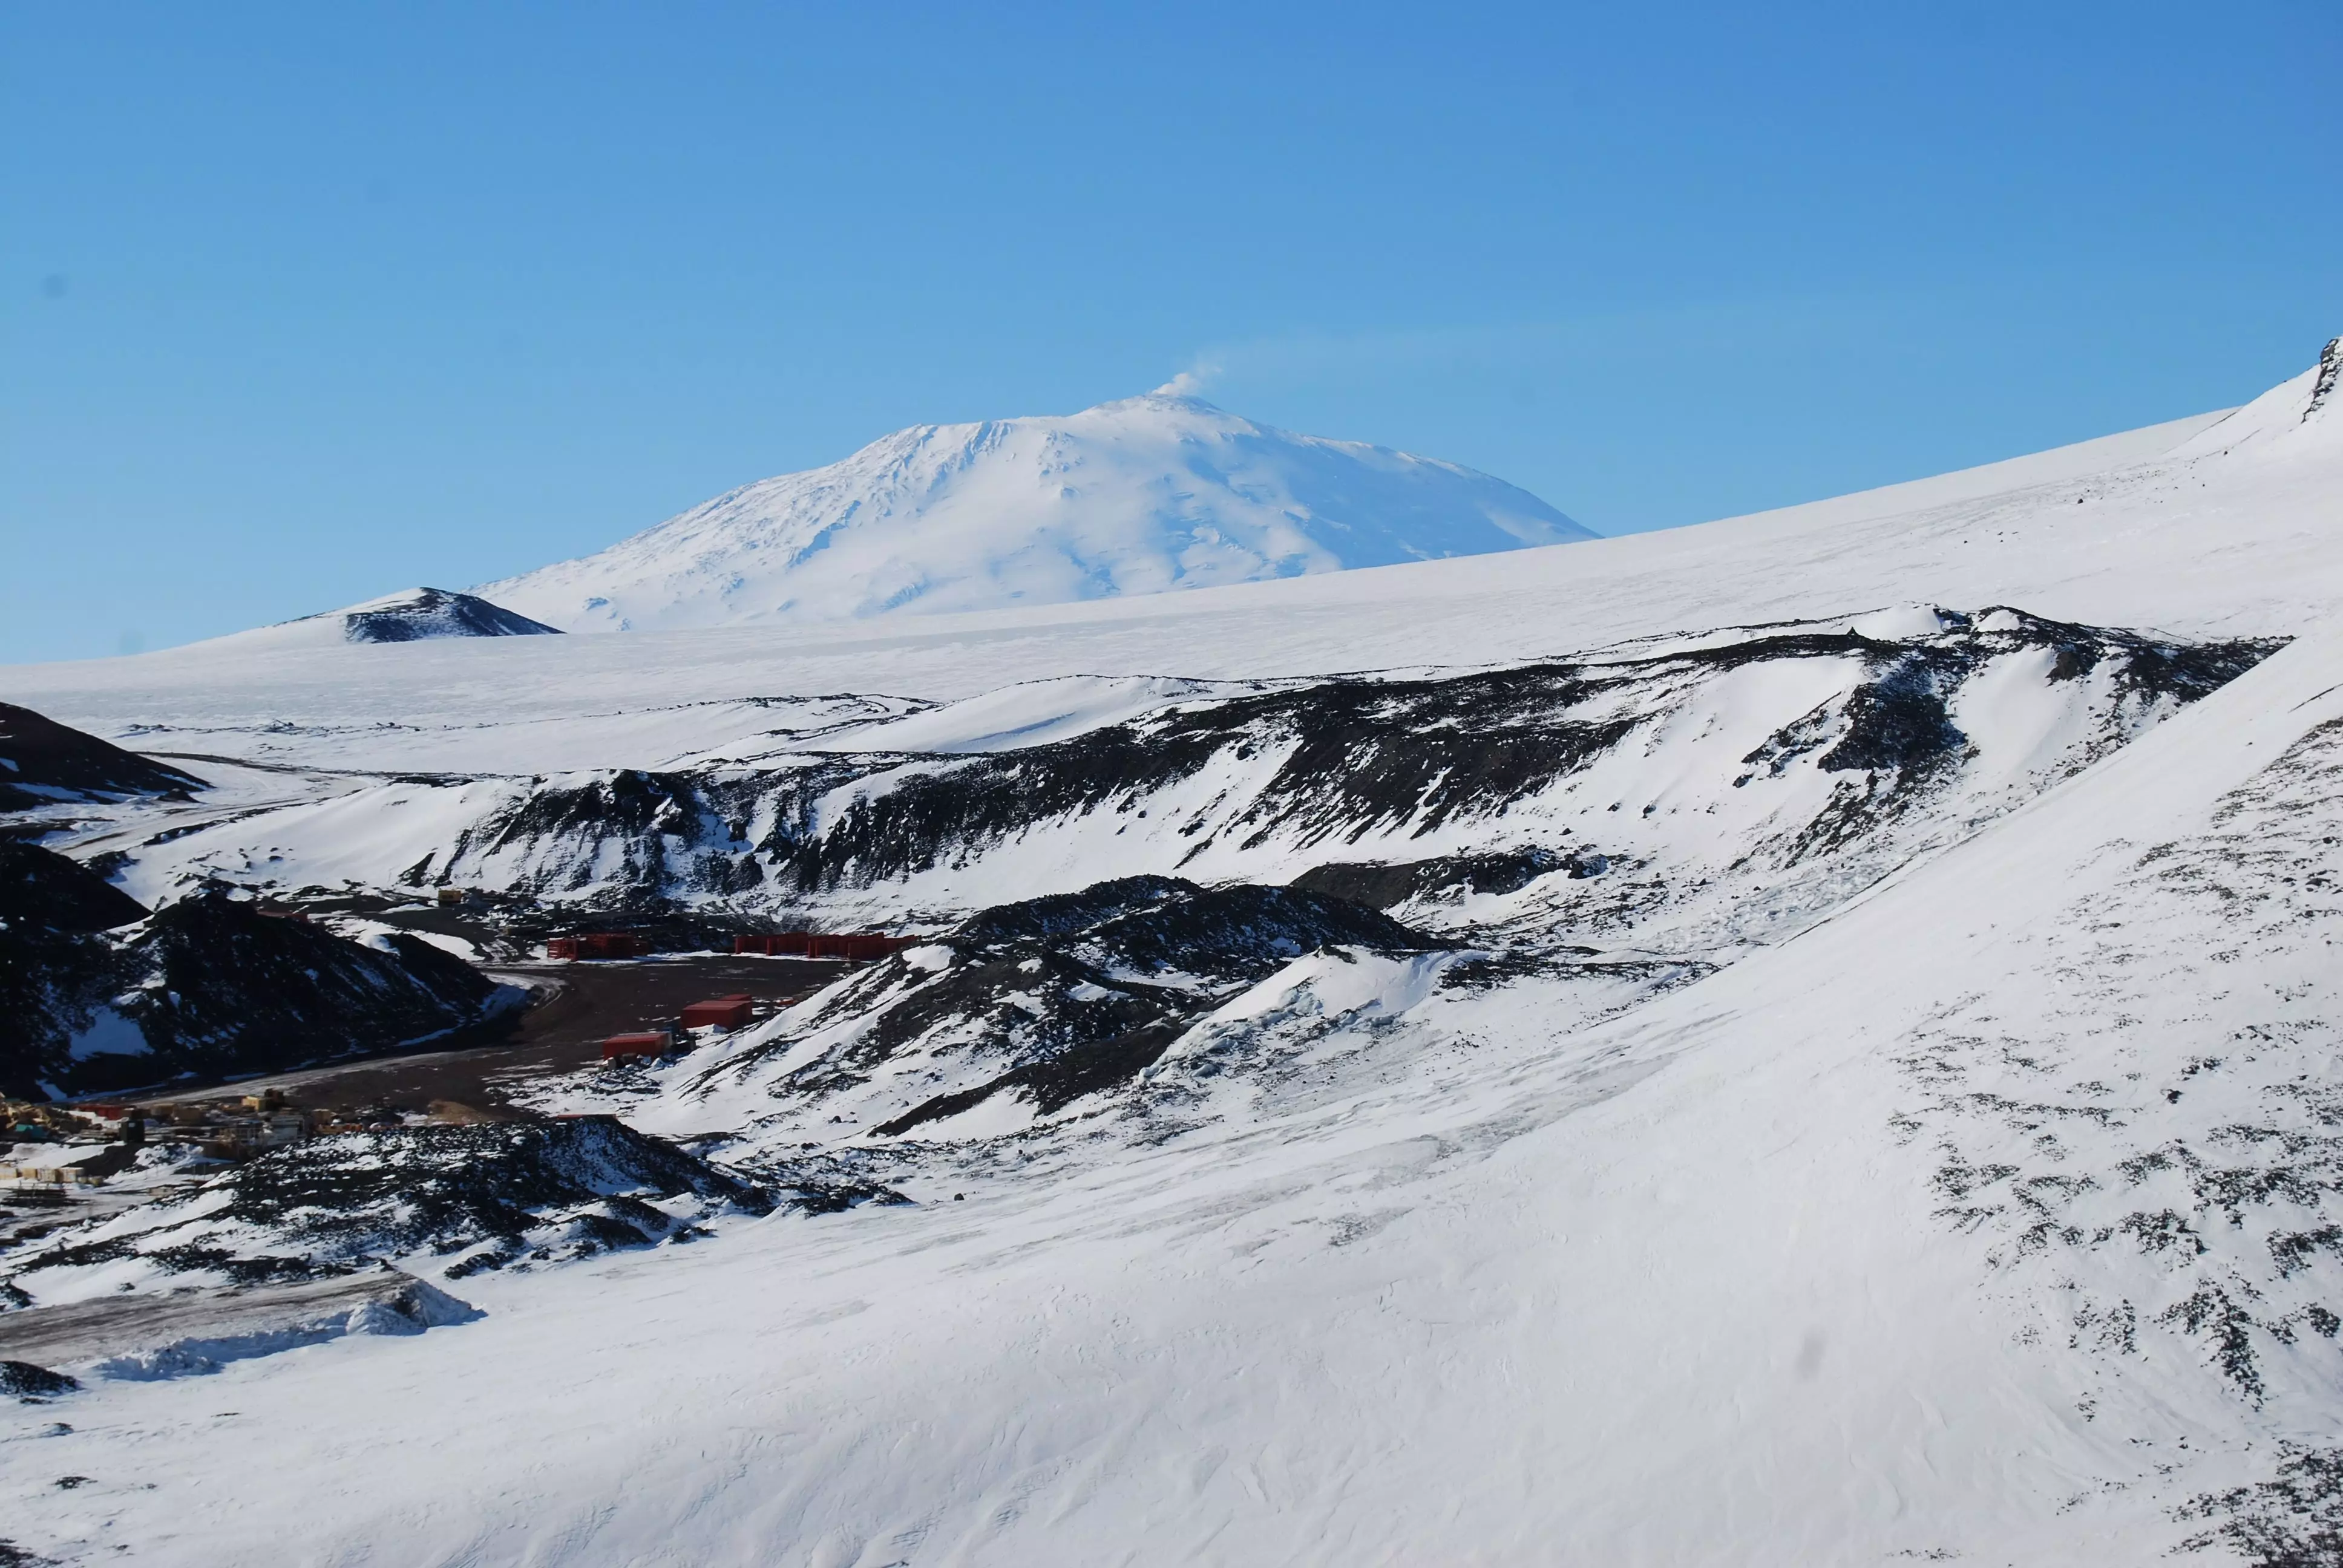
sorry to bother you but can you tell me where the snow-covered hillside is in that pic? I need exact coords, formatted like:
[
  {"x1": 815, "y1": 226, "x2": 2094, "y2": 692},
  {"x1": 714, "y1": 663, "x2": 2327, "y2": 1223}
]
[
  {"x1": 477, "y1": 391, "x2": 1593, "y2": 632},
  {"x1": 4, "y1": 341, "x2": 2343, "y2": 1566},
  {"x1": 64, "y1": 608, "x2": 2278, "y2": 946}
]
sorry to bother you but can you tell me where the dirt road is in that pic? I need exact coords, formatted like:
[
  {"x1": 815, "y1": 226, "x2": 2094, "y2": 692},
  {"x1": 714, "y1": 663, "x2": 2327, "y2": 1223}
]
[{"x1": 128, "y1": 954, "x2": 844, "y2": 1118}]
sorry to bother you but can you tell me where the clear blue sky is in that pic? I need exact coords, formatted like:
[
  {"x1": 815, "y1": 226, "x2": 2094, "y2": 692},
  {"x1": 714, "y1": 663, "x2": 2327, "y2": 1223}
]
[{"x1": 4, "y1": 2, "x2": 2338, "y2": 663}]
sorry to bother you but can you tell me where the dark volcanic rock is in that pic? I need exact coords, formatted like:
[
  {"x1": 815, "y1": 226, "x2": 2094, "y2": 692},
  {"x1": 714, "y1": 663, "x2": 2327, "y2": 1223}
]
[
  {"x1": 736, "y1": 612, "x2": 2283, "y2": 898},
  {"x1": 2, "y1": 881, "x2": 517, "y2": 1099},
  {"x1": 0, "y1": 1359, "x2": 77, "y2": 1398},
  {"x1": 0, "y1": 927, "x2": 119, "y2": 1100},
  {"x1": 1, "y1": 1117, "x2": 782, "y2": 1292},
  {"x1": 423, "y1": 768, "x2": 746, "y2": 904},
  {"x1": 733, "y1": 876, "x2": 1450, "y2": 1138},
  {"x1": 0, "y1": 843, "x2": 149, "y2": 934},
  {"x1": 1737, "y1": 610, "x2": 2280, "y2": 862},
  {"x1": 0, "y1": 845, "x2": 150, "y2": 1099},
  {"x1": 869, "y1": 1022, "x2": 1189, "y2": 1135},
  {"x1": 0, "y1": 843, "x2": 148, "y2": 1087},
  {"x1": 978, "y1": 875, "x2": 1443, "y2": 978},
  {"x1": 341, "y1": 588, "x2": 560, "y2": 644},
  {"x1": 751, "y1": 665, "x2": 1648, "y2": 897},
  {"x1": 2177, "y1": 1444, "x2": 2343, "y2": 1564},
  {"x1": 106, "y1": 889, "x2": 508, "y2": 1084},
  {"x1": 0, "y1": 703, "x2": 205, "y2": 811},
  {"x1": 1290, "y1": 847, "x2": 1597, "y2": 911},
  {"x1": 354, "y1": 610, "x2": 2282, "y2": 922},
  {"x1": 950, "y1": 874, "x2": 1199, "y2": 946}
]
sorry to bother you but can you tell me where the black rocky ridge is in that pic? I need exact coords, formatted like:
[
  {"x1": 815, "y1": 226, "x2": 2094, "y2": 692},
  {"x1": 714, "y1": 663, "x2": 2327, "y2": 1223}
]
[
  {"x1": 742, "y1": 609, "x2": 2278, "y2": 897},
  {"x1": 117, "y1": 887, "x2": 509, "y2": 1080},
  {"x1": 0, "y1": 1359, "x2": 78, "y2": 1397},
  {"x1": 2177, "y1": 1444, "x2": 2343, "y2": 1563},
  {"x1": 1, "y1": 848, "x2": 516, "y2": 1098},
  {"x1": 0, "y1": 845, "x2": 151, "y2": 1100},
  {"x1": 0, "y1": 702, "x2": 205, "y2": 811},
  {"x1": 0, "y1": 1117, "x2": 816, "y2": 1296},
  {"x1": 340, "y1": 587, "x2": 561, "y2": 644},
  {"x1": 1289, "y1": 846, "x2": 1610, "y2": 911},
  {"x1": 703, "y1": 875, "x2": 1450, "y2": 1137},
  {"x1": 0, "y1": 841, "x2": 149, "y2": 935},
  {"x1": 393, "y1": 609, "x2": 2282, "y2": 915}
]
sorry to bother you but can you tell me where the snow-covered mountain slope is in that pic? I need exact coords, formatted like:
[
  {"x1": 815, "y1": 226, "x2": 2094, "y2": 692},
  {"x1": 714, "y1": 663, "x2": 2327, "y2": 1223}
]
[
  {"x1": 78, "y1": 609, "x2": 2277, "y2": 944},
  {"x1": 476, "y1": 392, "x2": 1593, "y2": 633},
  {"x1": 6, "y1": 342, "x2": 2343, "y2": 1567},
  {"x1": 633, "y1": 877, "x2": 1470, "y2": 1149},
  {"x1": 14, "y1": 627, "x2": 2343, "y2": 1564},
  {"x1": 0, "y1": 1117, "x2": 777, "y2": 1309},
  {"x1": 185, "y1": 587, "x2": 561, "y2": 653}
]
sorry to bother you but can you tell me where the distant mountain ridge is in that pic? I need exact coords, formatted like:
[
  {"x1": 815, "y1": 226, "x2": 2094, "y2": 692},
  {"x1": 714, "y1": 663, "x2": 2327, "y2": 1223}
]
[{"x1": 477, "y1": 391, "x2": 1593, "y2": 633}]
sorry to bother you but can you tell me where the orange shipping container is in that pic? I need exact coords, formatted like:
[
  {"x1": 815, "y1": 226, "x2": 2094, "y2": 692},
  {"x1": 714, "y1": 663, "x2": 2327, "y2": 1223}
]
[
  {"x1": 601, "y1": 1032, "x2": 669, "y2": 1062},
  {"x1": 680, "y1": 995, "x2": 753, "y2": 1030}
]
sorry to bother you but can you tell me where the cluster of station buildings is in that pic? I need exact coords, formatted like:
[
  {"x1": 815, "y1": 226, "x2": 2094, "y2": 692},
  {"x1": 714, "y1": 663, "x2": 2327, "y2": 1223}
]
[
  {"x1": 544, "y1": 930, "x2": 917, "y2": 963},
  {"x1": 598, "y1": 991, "x2": 759, "y2": 1063},
  {"x1": 7, "y1": 928, "x2": 929, "y2": 1171},
  {"x1": 542, "y1": 926, "x2": 920, "y2": 1065},
  {"x1": 5, "y1": 926, "x2": 936, "y2": 1192},
  {"x1": 3, "y1": 1089, "x2": 352, "y2": 1194},
  {"x1": 731, "y1": 932, "x2": 916, "y2": 961}
]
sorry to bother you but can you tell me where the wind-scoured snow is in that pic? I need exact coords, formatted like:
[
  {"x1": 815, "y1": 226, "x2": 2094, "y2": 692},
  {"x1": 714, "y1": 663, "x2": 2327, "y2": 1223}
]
[{"x1": 477, "y1": 392, "x2": 1594, "y2": 633}]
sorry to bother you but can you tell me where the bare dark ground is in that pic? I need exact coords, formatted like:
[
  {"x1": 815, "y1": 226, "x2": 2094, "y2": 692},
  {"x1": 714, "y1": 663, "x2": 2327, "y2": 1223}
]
[{"x1": 123, "y1": 955, "x2": 845, "y2": 1120}]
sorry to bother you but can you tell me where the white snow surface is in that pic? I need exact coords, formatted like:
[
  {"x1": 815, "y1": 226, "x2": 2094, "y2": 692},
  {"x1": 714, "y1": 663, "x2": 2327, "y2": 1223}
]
[
  {"x1": 4, "y1": 347, "x2": 2343, "y2": 1564},
  {"x1": 0, "y1": 402, "x2": 2281, "y2": 746},
  {"x1": 476, "y1": 391, "x2": 1593, "y2": 633}
]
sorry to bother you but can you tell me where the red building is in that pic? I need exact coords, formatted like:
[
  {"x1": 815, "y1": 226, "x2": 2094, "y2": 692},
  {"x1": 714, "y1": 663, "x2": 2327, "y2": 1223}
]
[
  {"x1": 600, "y1": 1032, "x2": 670, "y2": 1062},
  {"x1": 733, "y1": 931, "x2": 915, "y2": 961},
  {"x1": 550, "y1": 933, "x2": 651, "y2": 961},
  {"x1": 680, "y1": 995, "x2": 753, "y2": 1030}
]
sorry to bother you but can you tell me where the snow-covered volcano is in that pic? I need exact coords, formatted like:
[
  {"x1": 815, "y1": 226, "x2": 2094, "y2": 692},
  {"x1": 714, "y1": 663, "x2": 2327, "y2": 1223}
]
[{"x1": 477, "y1": 392, "x2": 1592, "y2": 632}]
